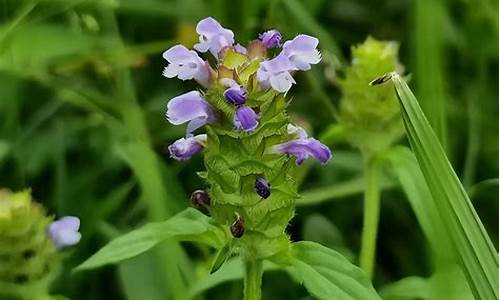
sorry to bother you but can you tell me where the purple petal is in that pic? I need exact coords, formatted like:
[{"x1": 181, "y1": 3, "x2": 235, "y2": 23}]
[
  {"x1": 234, "y1": 43, "x2": 248, "y2": 54},
  {"x1": 194, "y1": 17, "x2": 234, "y2": 58},
  {"x1": 257, "y1": 54, "x2": 297, "y2": 93},
  {"x1": 254, "y1": 176, "x2": 271, "y2": 199},
  {"x1": 48, "y1": 216, "x2": 81, "y2": 249},
  {"x1": 162, "y1": 45, "x2": 210, "y2": 87},
  {"x1": 283, "y1": 34, "x2": 321, "y2": 71},
  {"x1": 234, "y1": 106, "x2": 259, "y2": 132},
  {"x1": 274, "y1": 137, "x2": 332, "y2": 165},
  {"x1": 166, "y1": 91, "x2": 217, "y2": 133},
  {"x1": 224, "y1": 85, "x2": 247, "y2": 105},
  {"x1": 168, "y1": 134, "x2": 206, "y2": 161},
  {"x1": 259, "y1": 30, "x2": 282, "y2": 48}
]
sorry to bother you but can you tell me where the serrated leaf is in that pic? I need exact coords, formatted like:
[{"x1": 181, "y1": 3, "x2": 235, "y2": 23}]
[
  {"x1": 239, "y1": 59, "x2": 261, "y2": 82},
  {"x1": 75, "y1": 208, "x2": 226, "y2": 271},
  {"x1": 285, "y1": 241, "x2": 380, "y2": 300},
  {"x1": 390, "y1": 74, "x2": 498, "y2": 299}
]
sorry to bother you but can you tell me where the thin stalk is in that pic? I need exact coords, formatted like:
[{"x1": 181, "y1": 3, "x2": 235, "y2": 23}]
[
  {"x1": 359, "y1": 154, "x2": 381, "y2": 278},
  {"x1": 243, "y1": 259, "x2": 263, "y2": 300}
]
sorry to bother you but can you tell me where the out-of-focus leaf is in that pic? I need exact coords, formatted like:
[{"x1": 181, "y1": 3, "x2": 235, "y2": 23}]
[
  {"x1": 388, "y1": 73, "x2": 498, "y2": 299},
  {"x1": 298, "y1": 175, "x2": 395, "y2": 206},
  {"x1": 379, "y1": 276, "x2": 430, "y2": 300},
  {"x1": 75, "y1": 208, "x2": 226, "y2": 271},
  {"x1": 285, "y1": 241, "x2": 380, "y2": 300}
]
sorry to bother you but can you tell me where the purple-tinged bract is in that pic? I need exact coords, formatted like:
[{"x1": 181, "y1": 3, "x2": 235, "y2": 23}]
[
  {"x1": 166, "y1": 91, "x2": 217, "y2": 133},
  {"x1": 168, "y1": 134, "x2": 207, "y2": 161},
  {"x1": 283, "y1": 34, "x2": 322, "y2": 71},
  {"x1": 234, "y1": 106, "x2": 259, "y2": 132},
  {"x1": 162, "y1": 45, "x2": 210, "y2": 87},
  {"x1": 48, "y1": 216, "x2": 81, "y2": 250},
  {"x1": 259, "y1": 30, "x2": 282, "y2": 48},
  {"x1": 194, "y1": 17, "x2": 235, "y2": 58}
]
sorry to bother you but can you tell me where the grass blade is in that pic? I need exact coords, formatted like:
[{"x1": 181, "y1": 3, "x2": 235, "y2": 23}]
[{"x1": 383, "y1": 73, "x2": 498, "y2": 299}]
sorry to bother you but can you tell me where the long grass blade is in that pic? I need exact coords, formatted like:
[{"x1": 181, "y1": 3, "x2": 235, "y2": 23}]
[{"x1": 383, "y1": 73, "x2": 498, "y2": 300}]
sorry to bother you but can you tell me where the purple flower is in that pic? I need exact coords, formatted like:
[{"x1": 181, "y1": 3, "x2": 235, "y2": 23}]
[
  {"x1": 234, "y1": 106, "x2": 259, "y2": 132},
  {"x1": 234, "y1": 43, "x2": 248, "y2": 54},
  {"x1": 254, "y1": 176, "x2": 271, "y2": 199},
  {"x1": 257, "y1": 54, "x2": 297, "y2": 93},
  {"x1": 194, "y1": 17, "x2": 234, "y2": 58},
  {"x1": 274, "y1": 125, "x2": 332, "y2": 165},
  {"x1": 282, "y1": 34, "x2": 321, "y2": 71},
  {"x1": 224, "y1": 85, "x2": 247, "y2": 105},
  {"x1": 48, "y1": 216, "x2": 81, "y2": 250},
  {"x1": 259, "y1": 30, "x2": 282, "y2": 48},
  {"x1": 168, "y1": 134, "x2": 207, "y2": 161},
  {"x1": 162, "y1": 45, "x2": 210, "y2": 87},
  {"x1": 166, "y1": 91, "x2": 217, "y2": 133}
]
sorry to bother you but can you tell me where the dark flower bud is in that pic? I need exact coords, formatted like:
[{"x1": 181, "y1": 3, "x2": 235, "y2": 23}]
[
  {"x1": 259, "y1": 30, "x2": 282, "y2": 48},
  {"x1": 254, "y1": 176, "x2": 271, "y2": 199},
  {"x1": 230, "y1": 213, "x2": 244, "y2": 238},
  {"x1": 224, "y1": 85, "x2": 247, "y2": 106},
  {"x1": 191, "y1": 190, "x2": 210, "y2": 208}
]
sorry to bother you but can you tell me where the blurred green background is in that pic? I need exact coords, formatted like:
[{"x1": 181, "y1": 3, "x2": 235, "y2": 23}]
[{"x1": 0, "y1": 0, "x2": 498, "y2": 299}]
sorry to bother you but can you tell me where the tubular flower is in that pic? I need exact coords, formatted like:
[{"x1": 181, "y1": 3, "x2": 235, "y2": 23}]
[
  {"x1": 168, "y1": 134, "x2": 207, "y2": 161},
  {"x1": 282, "y1": 34, "x2": 322, "y2": 71},
  {"x1": 259, "y1": 29, "x2": 282, "y2": 48},
  {"x1": 257, "y1": 54, "x2": 297, "y2": 93},
  {"x1": 48, "y1": 216, "x2": 82, "y2": 249},
  {"x1": 274, "y1": 125, "x2": 332, "y2": 165},
  {"x1": 194, "y1": 17, "x2": 235, "y2": 58},
  {"x1": 162, "y1": 45, "x2": 211, "y2": 87},
  {"x1": 166, "y1": 91, "x2": 217, "y2": 134},
  {"x1": 234, "y1": 106, "x2": 259, "y2": 132},
  {"x1": 224, "y1": 85, "x2": 247, "y2": 105}
]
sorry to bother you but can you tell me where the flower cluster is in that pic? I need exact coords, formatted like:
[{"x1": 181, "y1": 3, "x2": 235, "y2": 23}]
[
  {"x1": 163, "y1": 17, "x2": 330, "y2": 164},
  {"x1": 162, "y1": 17, "x2": 332, "y2": 246}
]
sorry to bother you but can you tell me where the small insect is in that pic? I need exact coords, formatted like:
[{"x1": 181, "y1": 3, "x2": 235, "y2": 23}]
[{"x1": 369, "y1": 72, "x2": 394, "y2": 86}]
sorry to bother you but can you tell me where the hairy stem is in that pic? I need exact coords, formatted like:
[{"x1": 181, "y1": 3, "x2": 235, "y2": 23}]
[
  {"x1": 360, "y1": 154, "x2": 381, "y2": 278},
  {"x1": 243, "y1": 259, "x2": 263, "y2": 300}
]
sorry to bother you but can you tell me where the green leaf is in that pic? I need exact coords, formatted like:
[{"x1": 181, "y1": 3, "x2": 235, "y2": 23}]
[
  {"x1": 210, "y1": 243, "x2": 232, "y2": 274},
  {"x1": 379, "y1": 276, "x2": 430, "y2": 300},
  {"x1": 285, "y1": 241, "x2": 380, "y2": 300},
  {"x1": 222, "y1": 49, "x2": 249, "y2": 69},
  {"x1": 75, "y1": 208, "x2": 226, "y2": 271},
  {"x1": 388, "y1": 74, "x2": 498, "y2": 299}
]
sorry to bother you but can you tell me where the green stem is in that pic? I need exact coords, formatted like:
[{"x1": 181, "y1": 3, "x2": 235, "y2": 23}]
[
  {"x1": 359, "y1": 154, "x2": 381, "y2": 278},
  {"x1": 243, "y1": 259, "x2": 263, "y2": 300}
]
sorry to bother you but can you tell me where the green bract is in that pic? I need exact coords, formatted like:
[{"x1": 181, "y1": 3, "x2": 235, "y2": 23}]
[
  {"x1": 0, "y1": 190, "x2": 60, "y2": 300},
  {"x1": 339, "y1": 37, "x2": 404, "y2": 154}
]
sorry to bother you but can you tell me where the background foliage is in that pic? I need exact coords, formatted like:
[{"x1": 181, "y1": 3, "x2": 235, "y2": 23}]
[{"x1": 0, "y1": 0, "x2": 497, "y2": 299}]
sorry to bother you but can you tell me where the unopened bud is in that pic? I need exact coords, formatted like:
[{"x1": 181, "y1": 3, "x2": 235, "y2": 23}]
[
  {"x1": 230, "y1": 213, "x2": 244, "y2": 238},
  {"x1": 191, "y1": 190, "x2": 210, "y2": 209}
]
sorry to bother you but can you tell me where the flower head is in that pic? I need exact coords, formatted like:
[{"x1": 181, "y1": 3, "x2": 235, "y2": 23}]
[
  {"x1": 254, "y1": 177, "x2": 271, "y2": 199},
  {"x1": 166, "y1": 91, "x2": 217, "y2": 133},
  {"x1": 168, "y1": 134, "x2": 207, "y2": 161},
  {"x1": 259, "y1": 30, "x2": 282, "y2": 48},
  {"x1": 274, "y1": 126, "x2": 332, "y2": 165},
  {"x1": 194, "y1": 17, "x2": 234, "y2": 58},
  {"x1": 224, "y1": 85, "x2": 247, "y2": 106},
  {"x1": 283, "y1": 34, "x2": 321, "y2": 71},
  {"x1": 162, "y1": 45, "x2": 211, "y2": 87},
  {"x1": 234, "y1": 106, "x2": 259, "y2": 132},
  {"x1": 48, "y1": 216, "x2": 81, "y2": 249},
  {"x1": 257, "y1": 54, "x2": 297, "y2": 93}
]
